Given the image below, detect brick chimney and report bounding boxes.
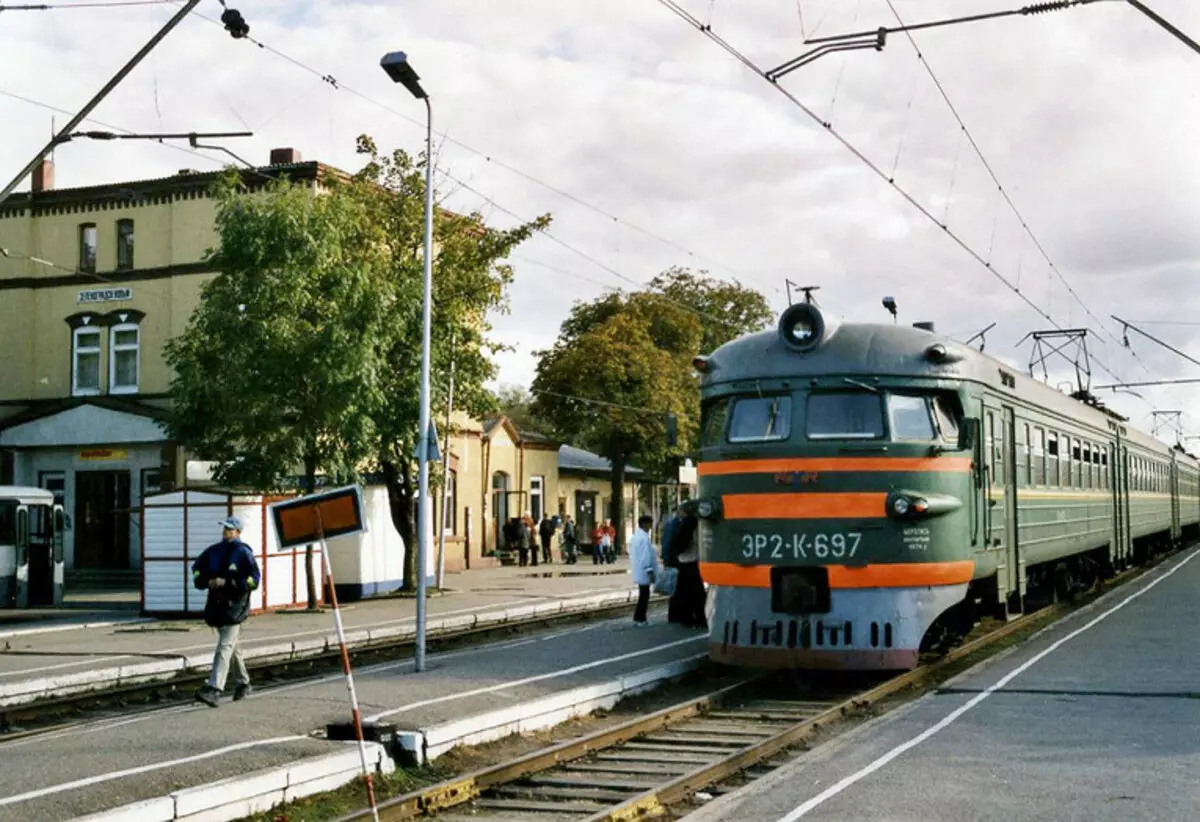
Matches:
[32,157,54,193]
[270,147,302,166]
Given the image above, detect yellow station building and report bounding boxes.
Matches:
[0,150,641,584]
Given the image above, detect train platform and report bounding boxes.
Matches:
[0,596,708,821]
[687,546,1200,822]
[0,561,637,707]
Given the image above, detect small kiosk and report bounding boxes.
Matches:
[0,486,66,608]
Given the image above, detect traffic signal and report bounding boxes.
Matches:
[221,7,249,39]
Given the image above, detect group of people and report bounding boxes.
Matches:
[628,506,708,628]
[501,513,585,566]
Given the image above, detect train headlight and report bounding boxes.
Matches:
[893,497,910,515]
[778,302,828,352]
[697,499,716,518]
[887,491,959,519]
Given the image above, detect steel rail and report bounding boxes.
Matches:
[341,549,1177,821]
[0,599,644,740]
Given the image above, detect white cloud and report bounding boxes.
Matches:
[2,0,1199,440]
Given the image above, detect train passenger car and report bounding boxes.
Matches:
[692,302,1200,670]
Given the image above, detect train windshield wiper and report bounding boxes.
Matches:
[842,377,877,393]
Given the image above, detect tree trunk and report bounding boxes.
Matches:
[383,455,417,591]
[302,456,319,611]
[610,453,626,556]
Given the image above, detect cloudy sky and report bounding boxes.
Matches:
[2,0,1199,440]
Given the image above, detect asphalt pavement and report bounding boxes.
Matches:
[685,547,1200,822]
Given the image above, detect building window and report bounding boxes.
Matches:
[109,324,140,394]
[79,223,97,273]
[442,470,457,535]
[116,219,134,271]
[73,326,102,396]
[530,475,544,522]
[141,468,163,498]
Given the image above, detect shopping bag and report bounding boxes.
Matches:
[654,565,679,596]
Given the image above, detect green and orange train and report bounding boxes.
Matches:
[691,301,1199,670]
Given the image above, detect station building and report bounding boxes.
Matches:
[0,150,642,586]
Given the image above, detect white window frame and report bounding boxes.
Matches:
[108,323,140,394]
[72,326,103,397]
[530,475,545,522]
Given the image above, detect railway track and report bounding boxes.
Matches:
[0,598,643,740]
[337,551,1183,822]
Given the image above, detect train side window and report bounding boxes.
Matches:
[728,396,792,443]
[806,392,883,440]
[1102,449,1108,490]
[700,398,730,448]
[1023,424,1033,487]
[1034,427,1046,485]
[889,394,936,441]
[1083,443,1092,488]
[1047,432,1060,486]
[932,394,960,441]
[985,412,995,479]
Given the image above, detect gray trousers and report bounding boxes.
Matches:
[207,623,250,691]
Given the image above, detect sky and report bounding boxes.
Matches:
[2,0,1199,443]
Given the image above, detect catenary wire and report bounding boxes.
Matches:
[164,1,781,299]
[653,0,1141,394]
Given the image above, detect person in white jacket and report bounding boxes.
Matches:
[630,515,657,625]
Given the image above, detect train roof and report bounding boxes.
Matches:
[0,486,55,504]
[700,309,1192,465]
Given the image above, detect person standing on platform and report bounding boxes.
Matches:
[562,515,578,564]
[538,514,555,564]
[666,510,707,629]
[629,514,657,625]
[192,516,261,707]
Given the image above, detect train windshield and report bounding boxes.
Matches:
[728,396,792,442]
[889,393,960,442]
[806,391,884,439]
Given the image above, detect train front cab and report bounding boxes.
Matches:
[697,388,982,671]
[0,487,66,608]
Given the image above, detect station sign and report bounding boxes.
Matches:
[268,485,368,550]
[77,287,132,304]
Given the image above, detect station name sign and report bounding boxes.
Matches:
[78,287,132,304]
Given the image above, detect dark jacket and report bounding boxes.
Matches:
[665,516,698,567]
[539,518,555,543]
[192,538,261,627]
[660,516,681,566]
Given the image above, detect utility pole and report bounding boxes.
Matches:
[0,0,204,208]
[436,337,456,590]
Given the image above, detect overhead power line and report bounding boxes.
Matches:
[653,0,1142,393]
[0,0,173,9]
[164,1,779,300]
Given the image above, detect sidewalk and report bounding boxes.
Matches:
[0,609,708,822]
[0,560,638,707]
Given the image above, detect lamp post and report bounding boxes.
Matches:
[381,50,433,673]
[882,296,898,325]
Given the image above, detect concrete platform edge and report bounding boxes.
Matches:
[0,589,636,707]
[397,651,709,765]
[69,742,393,822]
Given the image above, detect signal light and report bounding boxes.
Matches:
[221,7,250,39]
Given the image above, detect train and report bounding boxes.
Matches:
[690,301,1199,670]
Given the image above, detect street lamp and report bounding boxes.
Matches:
[882,296,898,324]
[381,50,433,674]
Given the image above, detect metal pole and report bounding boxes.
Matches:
[0,0,203,208]
[435,335,455,589]
[415,96,434,673]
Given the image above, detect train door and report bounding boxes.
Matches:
[1110,441,1124,570]
[1119,446,1132,569]
[1000,406,1023,616]
[1169,458,1181,541]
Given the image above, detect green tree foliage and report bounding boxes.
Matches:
[493,384,539,432]
[165,137,549,599]
[531,270,772,551]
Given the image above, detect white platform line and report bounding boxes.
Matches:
[0,735,307,808]
[367,634,708,722]
[776,548,1200,821]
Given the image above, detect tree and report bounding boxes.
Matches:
[164,174,390,609]
[493,384,539,431]
[531,269,772,552]
[345,137,549,591]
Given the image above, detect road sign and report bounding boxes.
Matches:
[412,420,441,461]
[268,484,368,550]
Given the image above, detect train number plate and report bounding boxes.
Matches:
[741,532,862,560]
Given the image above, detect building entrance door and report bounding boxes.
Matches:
[73,470,131,570]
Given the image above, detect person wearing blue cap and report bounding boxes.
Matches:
[192,516,261,707]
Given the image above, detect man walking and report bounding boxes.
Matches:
[192,516,261,707]
[538,514,555,564]
[630,515,657,626]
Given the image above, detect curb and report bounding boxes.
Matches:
[0,616,153,642]
[67,655,702,821]
[1,589,639,708]
[70,742,393,822]
[397,651,710,765]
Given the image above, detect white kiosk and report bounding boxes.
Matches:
[0,486,66,608]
